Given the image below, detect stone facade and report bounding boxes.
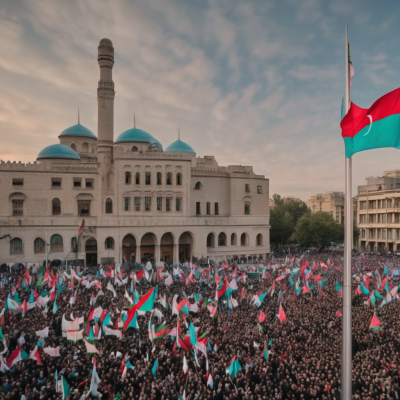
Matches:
[0,39,270,266]
[307,192,345,224]
[357,170,400,252]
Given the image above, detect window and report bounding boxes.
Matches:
[145,197,152,211]
[166,172,172,185]
[105,237,114,250]
[207,233,215,248]
[176,173,182,186]
[10,238,23,254]
[135,172,140,185]
[382,214,387,223]
[52,198,61,215]
[388,199,392,208]
[245,184,250,193]
[361,229,366,239]
[256,234,263,246]
[231,233,237,246]
[166,197,172,212]
[50,234,63,252]
[132,146,138,152]
[124,197,131,211]
[12,178,23,186]
[382,199,386,208]
[218,233,226,246]
[244,202,251,215]
[34,238,45,254]
[257,186,262,194]
[195,182,202,190]
[134,197,141,211]
[157,197,162,211]
[78,200,90,216]
[206,202,211,215]
[12,200,23,216]
[51,178,62,188]
[388,214,393,223]
[71,143,76,151]
[73,178,82,187]
[176,197,182,212]
[214,203,219,215]
[196,202,201,215]
[71,237,78,252]
[157,172,162,185]
[145,172,151,185]
[82,142,89,153]
[378,200,381,209]
[382,229,386,239]
[125,172,131,184]
[105,198,113,214]
[241,233,248,246]
[85,179,93,188]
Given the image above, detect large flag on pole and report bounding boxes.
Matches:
[78,219,85,236]
[341,87,400,157]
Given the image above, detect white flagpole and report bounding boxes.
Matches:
[342,23,352,400]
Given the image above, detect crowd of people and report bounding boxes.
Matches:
[1,251,400,400]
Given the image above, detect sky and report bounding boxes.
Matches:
[1,0,400,201]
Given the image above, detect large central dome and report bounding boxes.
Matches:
[114,127,156,144]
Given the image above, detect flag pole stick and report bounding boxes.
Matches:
[342,23,352,400]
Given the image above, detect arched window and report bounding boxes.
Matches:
[231,233,237,246]
[71,143,76,151]
[132,146,138,152]
[166,172,172,185]
[256,234,263,246]
[240,233,248,247]
[105,198,113,214]
[105,237,114,250]
[52,198,61,215]
[176,173,182,186]
[34,238,45,254]
[82,142,89,153]
[207,233,215,248]
[71,237,78,252]
[157,172,162,185]
[10,238,23,254]
[244,201,251,215]
[135,172,140,185]
[218,233,227,246]
[51,234,63,252]
[195,182,202,190]
[125,172,131,184]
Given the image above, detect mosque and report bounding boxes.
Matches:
[0,39,270,266]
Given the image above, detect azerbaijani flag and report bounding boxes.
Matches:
[226,356,242,378]
[260,341,268,361]
[152,358,158,376]
[61,376,70,399]
[341,88,400,157]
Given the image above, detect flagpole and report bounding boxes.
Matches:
[342,23,352,400]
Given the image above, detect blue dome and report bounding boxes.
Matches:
[37,144,81,160]
[148,139,163,150]
[115,128,156,144]
[59,123,97,139]
[165,139,195,153]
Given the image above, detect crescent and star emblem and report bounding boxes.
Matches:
[363,115,373,136]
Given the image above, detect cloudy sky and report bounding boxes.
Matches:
[1,0,400,201]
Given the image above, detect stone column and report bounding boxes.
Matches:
[135,244,140,264]
[173,244,179,264]
[155,245,161,266]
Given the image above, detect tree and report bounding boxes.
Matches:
[294,212,343,251]
[270,194,309,248]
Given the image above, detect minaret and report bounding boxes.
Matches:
[97,38,115,192]
[97,38,115,165]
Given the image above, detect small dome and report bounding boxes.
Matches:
[148,139,163,151]
[99,38,113,46]
[115,127,156,144]
[165,139,195,154]
[37,144,81,160]
[59,123,97,139]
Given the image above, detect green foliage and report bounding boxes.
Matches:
[270,194,309,248]
[294,212,344,250]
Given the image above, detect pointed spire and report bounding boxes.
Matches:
[134,114,136,128]
[78,108,80,124]
[178,127,180,140]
